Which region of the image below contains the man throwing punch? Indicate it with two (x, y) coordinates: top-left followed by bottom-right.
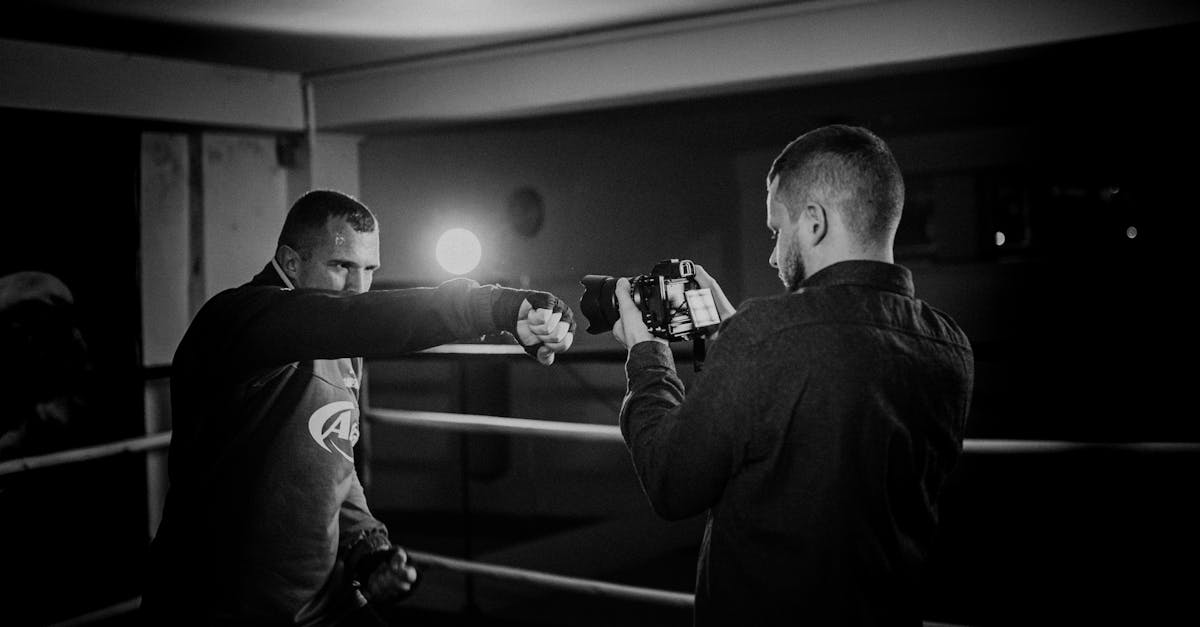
(142, 190), (574, 625)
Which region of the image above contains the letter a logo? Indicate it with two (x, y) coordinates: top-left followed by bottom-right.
(308, 401), (357, 463)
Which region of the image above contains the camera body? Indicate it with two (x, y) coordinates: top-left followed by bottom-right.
(579, 259), (721, 342)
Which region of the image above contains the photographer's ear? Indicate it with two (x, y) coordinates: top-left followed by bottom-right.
(791, 201), (827, 246)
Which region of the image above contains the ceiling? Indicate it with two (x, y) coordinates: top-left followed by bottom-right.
(3, 0), (807, 75)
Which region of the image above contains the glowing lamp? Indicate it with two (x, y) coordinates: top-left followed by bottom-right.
(435, 228), (482, 275)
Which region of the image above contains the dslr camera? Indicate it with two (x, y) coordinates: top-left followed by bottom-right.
(579, 259), (721, 342)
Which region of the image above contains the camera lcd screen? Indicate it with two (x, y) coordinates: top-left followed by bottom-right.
(684, 288), (721, 328)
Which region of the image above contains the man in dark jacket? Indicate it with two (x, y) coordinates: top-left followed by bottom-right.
(142, 190), (574, 625)
(612, 126), (973, 625)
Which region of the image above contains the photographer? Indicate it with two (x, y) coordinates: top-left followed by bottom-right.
(611, 125), (973, 626)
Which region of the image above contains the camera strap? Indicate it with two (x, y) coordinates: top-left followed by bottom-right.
(693, 336), (706, 372)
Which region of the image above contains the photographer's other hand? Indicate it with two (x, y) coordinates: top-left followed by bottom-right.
(363, 547), (418, 604)
(613, 278), (666, 350)
(693, 264), (737, 321)
(516, 297), (575, 365)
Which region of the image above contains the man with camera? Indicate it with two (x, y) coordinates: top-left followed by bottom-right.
(608, 125), (973, 625)
(142, 189), (575, 626)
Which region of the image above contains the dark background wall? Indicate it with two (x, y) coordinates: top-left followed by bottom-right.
(0, 109), (148, 623)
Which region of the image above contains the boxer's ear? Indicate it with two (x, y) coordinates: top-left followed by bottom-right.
(276, 245), (301, 278)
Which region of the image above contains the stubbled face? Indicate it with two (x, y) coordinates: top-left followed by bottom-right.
(766, 176), (806, 292)
(294, 217), (380, 294)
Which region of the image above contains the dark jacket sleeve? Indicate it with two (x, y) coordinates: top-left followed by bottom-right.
(201, 278), (503, 372)
(339, 470), (388, 554)
(619, 306), (773, 520)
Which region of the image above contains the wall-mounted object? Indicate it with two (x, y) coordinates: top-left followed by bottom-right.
(505, 186), (544, 237)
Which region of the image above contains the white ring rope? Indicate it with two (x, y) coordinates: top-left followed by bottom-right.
(0, 431), (171, 477)
(14, 409), (1194, 626)
(407, 549), (695, 608)
(47, 597), (142, 627)
(43, 545), (696, 627)
(960, 438), (1199, 454)
(369, 408), (624, 442)
(364, 408), (1200, 456)
(4, 413), (1197, 477)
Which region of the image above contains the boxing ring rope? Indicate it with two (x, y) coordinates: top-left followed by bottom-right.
(367, 408), (626, 442)
(960, 439), (1200, 455)
(15, 408), (1200, 617)
(0, 431), (171, 477)
(362, 408), (1200, 455)
(406, 549), (694, 608)
(42, 551), (694, 627)
(9, 406), (1200, 625)
(5, 417), (1198, 479)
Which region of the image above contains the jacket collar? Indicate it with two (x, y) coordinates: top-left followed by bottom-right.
(800, 260), (913, 297)
(249, 260), (294, 289)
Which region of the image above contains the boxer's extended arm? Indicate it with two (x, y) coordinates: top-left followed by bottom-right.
(205, 278), (524, 369)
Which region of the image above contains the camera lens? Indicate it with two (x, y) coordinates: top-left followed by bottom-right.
(579, 275), (621, 334)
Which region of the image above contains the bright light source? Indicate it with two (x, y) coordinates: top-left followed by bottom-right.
(995, 231), (1006, 247)
(1126, 226), (1138, 239)
(435, 228), (482, 275)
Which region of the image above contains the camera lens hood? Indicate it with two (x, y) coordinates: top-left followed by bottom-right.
(578, 274), (621, 334)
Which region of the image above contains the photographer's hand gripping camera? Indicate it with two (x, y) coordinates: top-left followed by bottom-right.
(579, 259), (722, 368)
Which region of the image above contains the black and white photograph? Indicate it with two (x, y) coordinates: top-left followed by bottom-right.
(1, 1), (1198, 625)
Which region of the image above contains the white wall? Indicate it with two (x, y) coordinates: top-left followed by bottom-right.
(200, 134), (291, 296)
(140, 134), (193, 367)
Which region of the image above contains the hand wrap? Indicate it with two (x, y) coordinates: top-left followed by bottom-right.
(490, 288), (576, 359)
(347, 539), (420, 603)
(345, 530), (393, 591)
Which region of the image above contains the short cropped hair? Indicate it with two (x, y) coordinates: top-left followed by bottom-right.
(277, 190), (377, 257)
(767, 125), (904, 246)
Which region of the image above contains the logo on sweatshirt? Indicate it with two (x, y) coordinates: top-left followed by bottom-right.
(308, 401), (359, 463)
